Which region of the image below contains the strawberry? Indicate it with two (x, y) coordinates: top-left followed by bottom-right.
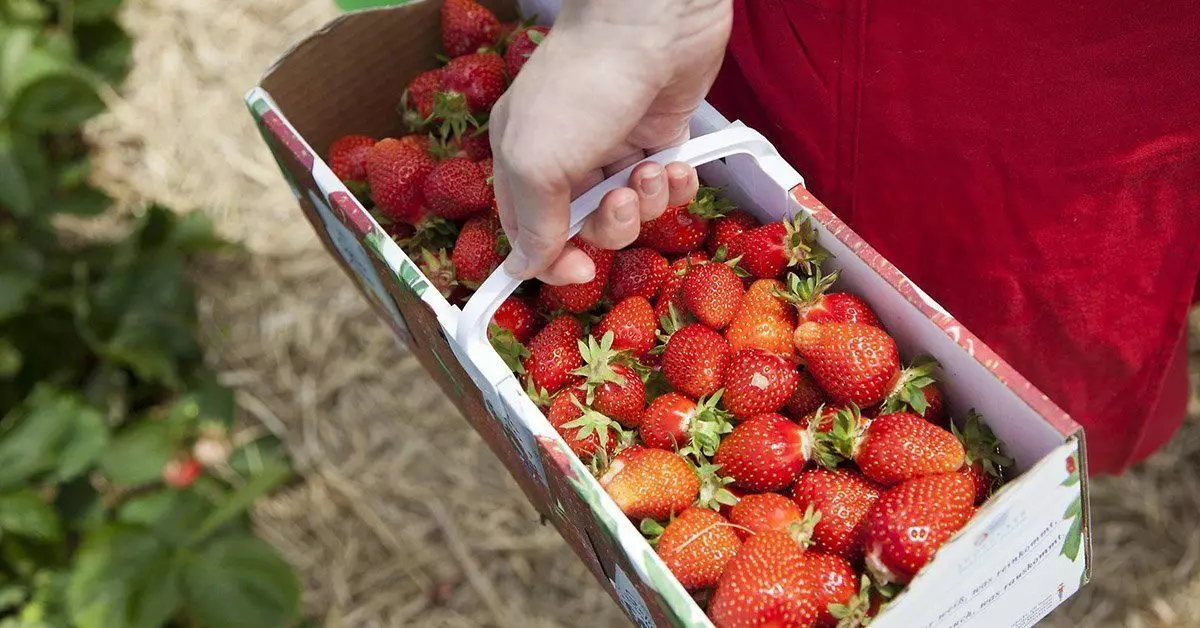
(662, 323), (730, 398)
(861, 473), (976, 584)
(490, 296), (537, 344)
(718, 486), (747, 520)
(708, 528), (826, 628)
(593, 296), (657, 359)
(523, 314), (583, 397)
(547, 388), (618, 460)
(707, 210), (760, 255)
(793, 321), (900, 408)
(416, 248), (458, 299)
(807, 553), (864, 628)
(424, 158), (493, 220)
(505, 25), (549, 76)
(442, 52), (508, 113)
(727, 214), (825, 279)
(328, 134), (376, 182)
(397, 134), (432, 154)
(714, 413), (811, 492)
(722, 349), (800, 418)
(818, 407), (966, 486)
(489, 296), (535, 373)
(797, 405), (841, 434)
(541, 237), (614, 313)
(779, 269), (881, 327)
(610, 247), (669, 301)
(728, 493), (805, 541)
(442, 129), (492, 161)
(681, 261), (745, 329)
(599, 446), (700, 520)
(451, 215), (508, 287)
(644, 507), (741, 590)
(783, 370), (828, 420)
(535, 283), (561, 315)
(636, 187), (732, 254)
(440, 0), (502, 57)
(791, 468), (883, 561)
(401, 69), (443, 130)
(366, 138), (436, 225)
(162, 456), (202, 489)
(878, 355), (943, 419)
(639, 391), (733, 458)
(920, 383), (947, 426)
(725, 278), (797, 356)
(654, 252), (708, 320)
(572, 332), (645, 428)
(952, 410), (1013, 504)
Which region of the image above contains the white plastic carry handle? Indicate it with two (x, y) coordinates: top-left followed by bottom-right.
(455, 126), (788, 360)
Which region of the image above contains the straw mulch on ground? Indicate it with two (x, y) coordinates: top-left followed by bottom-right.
(85, 1), (1200, 626)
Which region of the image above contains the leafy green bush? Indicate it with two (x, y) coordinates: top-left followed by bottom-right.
(1, 2), (302, 627)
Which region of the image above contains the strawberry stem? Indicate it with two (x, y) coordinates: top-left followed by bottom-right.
(880, 355), (939, 416)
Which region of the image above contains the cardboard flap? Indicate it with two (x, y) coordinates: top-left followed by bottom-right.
(260, 0), (517, 156)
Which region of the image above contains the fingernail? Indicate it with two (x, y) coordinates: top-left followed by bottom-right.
(615, 192), (638, 222)
(571, 261), (596, 284)
(639, 169), (664, 196)
(505, 249), (529, 278)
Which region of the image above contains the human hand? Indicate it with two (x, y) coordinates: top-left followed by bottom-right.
(489, 0), (733, 285)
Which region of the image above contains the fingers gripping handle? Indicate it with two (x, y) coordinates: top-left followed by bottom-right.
(455, 126), (785, 366)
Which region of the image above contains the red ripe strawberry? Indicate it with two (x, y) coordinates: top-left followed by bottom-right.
(707, 210), (760, 255)
(791, 468), (883, 561)
(416, 248), (458, 299)
(861, 473), (976, 584)
(708, 530), (826, 628)
(328, 134), (376, 182)
(442, 52), (508, 113)
(783, 370), (827, 419)
(366, 138), (437, 225)
(722, 349), (800, 418)
(424, 158), (492, 220)
(593, 296), (657, 358)
(541, 238), (614, 313)
(397, 134), (432, 154)
(654, 252), (707, 320)
(451, 215), (508, 287)
(728, 493), (804, 541)
(816, 407), (965, 486)
(648, 507), (741, 590)
(639, 392), (732, 457)
(681, 262), (745, 329)
(920, 383), (946, 426)
(572, 332), (645, 428)
(636, 187), (732, 254)
(952, 410), (1013, 504)
(599, 446), (700, 521)
(793, 322), (900, 408)
(727, 214), (826, 279)
(505, 25), (548, 76)
(725, 279), (797, 356)
(490, 296), (536, 344)
(535, 283), (561, 315)
(440, 0), (501, 57)
(454, 130), (492, 161)
(662, 323), (730, 398)
(714, 413), (811, 492)
(610, 247), (669, 301)
(401, 69), (443, 129)
(780, 268), (881, 327)
(162, 456), (202, 489)
(807, 553), (862, 628)
(547, 389), (618, 460)
(798, 405), (841, 434)
(523, 314), (583, 397)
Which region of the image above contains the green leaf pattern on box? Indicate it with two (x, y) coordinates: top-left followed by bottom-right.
(1060, 449), (1084, 562)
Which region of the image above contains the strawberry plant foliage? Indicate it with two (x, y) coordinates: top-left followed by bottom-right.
(0, 2), (302, 627)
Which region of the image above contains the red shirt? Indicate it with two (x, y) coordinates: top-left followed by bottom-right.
(709, 0), (1200, 474)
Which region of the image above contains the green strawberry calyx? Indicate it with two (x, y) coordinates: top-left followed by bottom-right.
(571, 331), (627, 405)
(813, 404), (869, 469)
(692, 457), (738, 512)
(880, 354), (940, 416)
(639, 518), (667, 546)
(952, 409), (1014, 481)
(559, 395), (620, 453)
(781, 213), (829, 275)
(829, 574), (874, 628)
(776, 268), (839, 311)
(687, 186), (735, 219)
(489, 325), (529, 374)
(678, 390), (734, 461)
(786, 504), (822, 550)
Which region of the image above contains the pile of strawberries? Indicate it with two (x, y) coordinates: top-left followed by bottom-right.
(324, 2), (1013, 626)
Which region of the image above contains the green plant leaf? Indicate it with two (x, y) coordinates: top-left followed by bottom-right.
(52, 405), (110, 482)
(189, 459), (291, 544)
(7, 57), (105, 132)
(0, 129), (35, 217)
(0, 489), (61, 541)
(54, 478), (105, 532)
(180, 535), (301, 628)
(0, 236), (44, 322)
(67, 525), (182, 628)
(119, 489), (214, 547)
(0, 386), (97, 491)
(70, 0), (126, 23)
(53, 184), (111, 216)
(75, 20), (132, 84)
(98, 421), (175, 485)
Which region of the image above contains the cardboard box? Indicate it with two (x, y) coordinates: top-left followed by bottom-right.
(247, 1), (1092, 625)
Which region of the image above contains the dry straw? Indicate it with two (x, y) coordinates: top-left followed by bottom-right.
(84, 1), (1200, 626)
